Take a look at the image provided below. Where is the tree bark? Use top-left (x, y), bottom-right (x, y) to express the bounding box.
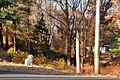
top-left (66, 0), bottom-right (71, 67)
top-left (13, 35), bottom-right (16, 52)
top-left (6, 26), bottom-right (9, 50)
top-left (13, 21), bottom-right (16, 53)
top-left (80, 28), bottom-right (84, 72)
top-left (0, 22), bottom-right (3, 48)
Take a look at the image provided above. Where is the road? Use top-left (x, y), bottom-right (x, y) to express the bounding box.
top-left (0, 74), bottom-right (120, 80)
top-left (0, 70), bottom-right (120, 80)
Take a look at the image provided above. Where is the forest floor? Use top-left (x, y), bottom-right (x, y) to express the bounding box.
top-left (81, 53), bottom-right (120, 76)
top-left (0, 61), bottom-right (120, 77)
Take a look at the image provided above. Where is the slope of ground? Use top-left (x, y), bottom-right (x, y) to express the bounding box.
top-left (0, 62), bottom-right (68, 75)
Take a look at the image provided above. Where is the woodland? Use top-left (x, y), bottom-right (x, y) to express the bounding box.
top-left (0, 0), bottom-right (120, 75)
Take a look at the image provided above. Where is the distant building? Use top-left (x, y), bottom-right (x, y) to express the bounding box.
top-left (86, 46), bottom-right (107, 53)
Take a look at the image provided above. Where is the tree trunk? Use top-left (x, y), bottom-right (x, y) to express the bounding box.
top-left (66, 0), bottom-right (71, 67)
top-left (89, 43), bottom-right (93, 64)
top-left (13, 21), bottom-right (16, 52)
top-left (80, 31), bottom-right (84, 72)
top-left (0, 22), bottom-right (3, 48)
top-left (6, 26), bottom-right (9, 50)
top-left (84, 28), bottom-right (87, 62)
top-left (79, 23), bottom-right (84, 72)
top-left (89, 23), bottom-right (94, 64)
top-left (67, 31), bottom-right (71, 67)
top-left (13, 35), bottom-right (16, 52)
top-left (27, 41), bottom-right (31, 54)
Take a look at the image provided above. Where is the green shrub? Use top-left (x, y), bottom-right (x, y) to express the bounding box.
top-left (109, 48), bottom-right (120, 56)
top-left (109, 34), bottom-right (120, 56)
top-left (7, 47), bottom-right (28, 63)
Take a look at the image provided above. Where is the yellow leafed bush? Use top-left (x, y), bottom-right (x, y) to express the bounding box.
top-left (7, 47), bottom-right (28, 63)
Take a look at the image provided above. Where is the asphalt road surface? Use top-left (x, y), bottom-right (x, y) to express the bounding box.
top-left (0, 74), bottom-right (120, 80)
top-left (0, 70), bottom-right (120, 80)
